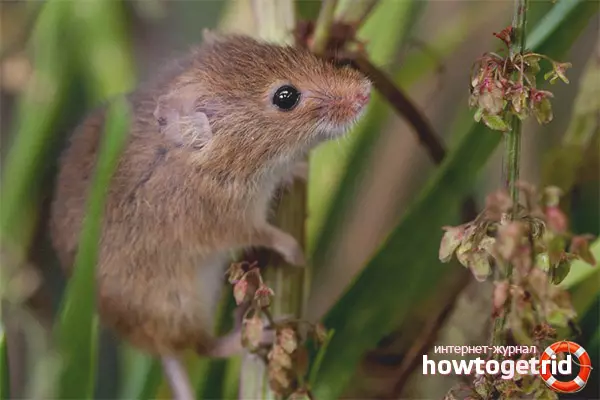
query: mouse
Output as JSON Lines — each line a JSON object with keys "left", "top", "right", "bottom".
{"left": 49, "top": 32, "right": 371, "bottom": 398}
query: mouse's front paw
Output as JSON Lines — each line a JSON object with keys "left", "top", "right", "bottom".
{"left": 279, "top": 237, "right": 306, "bottom": 266}
{"left": 254, "top": 225, "right": 307, "bottom": 267}
{"left": 271, "top": 229, "right": 306, "bottom": 267}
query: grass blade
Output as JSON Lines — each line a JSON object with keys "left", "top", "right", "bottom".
{"left": 117, "top": 345, "right": 162, "bottom": 400}
{"left": 54, "top": 98, "right": 130, "bottom": 399}
{"left": 307, "top": 329, "right": 335, "bottom": 387}
{"left": 136, "top": 359, "right": 163, "bottom": 400}
{"left": 0, "top": 0, "right": 74, "bottom": 250}
{"left": 0, "top": 323, "right": 8, "bottom": 400}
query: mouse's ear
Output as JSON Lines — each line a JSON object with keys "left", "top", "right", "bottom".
{"left": 154, "top": 88, "right": 213, "bottom": 149}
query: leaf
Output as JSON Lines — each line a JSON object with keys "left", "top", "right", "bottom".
{"left": 54, "top": 98, "right": 130, "bottom": 399}
{"left": 439, "top": 226, "right": 464, "bottom": 263}
{"left": 0, "top": 0, "right": 75, "bottom": 250}
{"left": 560, "top": 239, "right": 600, "bottom": 290}
{"left": 551, "top": 258, "right": 572, "bottom": 285}
{"left": 69, "top": 0, "right": 135, "bottom": 103}
{"left": 533, "top": 97, "right": 554, "bottom": 124}
{"left": 308, "top": 329, "right": 335, "bottom": 387}
{"left": 1, "top": 322, "right": 8, "bottom": 400}
{"left": 482, "top": 114, "right": 510, "bottom": 131}
{"left": 310, "top": 1, "right": 598, "bottom": 397}
{"left": 117, "top": 346, "right": 161, "bottom": 400}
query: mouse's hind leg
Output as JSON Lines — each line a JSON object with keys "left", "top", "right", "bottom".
{"left": 162, "top": 355, "right": 194, "bottom": 400}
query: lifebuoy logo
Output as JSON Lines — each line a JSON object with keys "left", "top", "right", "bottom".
{"left": 425, "top": 341, "right": 593, "bottom": 394}
{"left": 540, "top": 341, "right": 592, "bottom": 394}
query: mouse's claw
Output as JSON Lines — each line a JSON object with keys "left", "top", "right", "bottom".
{"left": 252, "top": 225, "right": 307, "bottom": 267}
{"left": 280, "top": 239, "right": 306, "bottom": 267}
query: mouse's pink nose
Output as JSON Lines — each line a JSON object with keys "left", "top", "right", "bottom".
{"left": 355, "top": 92, "right": 370, "bottom": 107}
{"left": 352, "top": 88, "right": 371, "bottom": 111}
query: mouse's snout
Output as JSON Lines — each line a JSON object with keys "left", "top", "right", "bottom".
{"left": 346, "top": 81, "right": 372, "bottom": 116}
{"left": 352, "top": 85, "right": 371, "bottom": 111}
{"left": 311, "top": 80, "right": 371, "bottom": 137}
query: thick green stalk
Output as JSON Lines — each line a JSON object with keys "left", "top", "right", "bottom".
{"left": 240, "top": 2, "right": 304, "bottom": 399}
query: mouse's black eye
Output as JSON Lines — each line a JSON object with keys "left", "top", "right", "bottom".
{"left": 272, "top": 85, "right": 300, "bottom": 111}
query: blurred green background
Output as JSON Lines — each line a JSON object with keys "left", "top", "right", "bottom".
{"left": 0, "top": 0, "right": 598, "bottom": 399}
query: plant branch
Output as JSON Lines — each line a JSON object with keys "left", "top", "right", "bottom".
{"left": 505, "top": 0, "right": 527, "bottom": 214}
{"left": 505, "top": 119, "right": 522, "bottom": 218}
{"left": 493, "top": 0, "right": 528, "bottom": 348}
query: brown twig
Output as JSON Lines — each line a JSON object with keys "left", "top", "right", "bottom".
{"left": 351, "top": 54, "right": 447, "bottom": 165}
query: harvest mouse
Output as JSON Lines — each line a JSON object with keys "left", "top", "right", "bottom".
{"left": 49, "top": 32, "right": 370, "bottom": 398}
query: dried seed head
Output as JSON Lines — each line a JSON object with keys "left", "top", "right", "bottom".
{"left": 242, "top": 312, "right": 264, "bottom": 350}
{"left": 439, "top": 225, "right": 466, "bottom": 263}
{"left": 233, "top": 279, "right": 249, "bottom": 305}
{"left": 496, "top": 222, "right": 527, "bottom": 261}
{"left": 254, "top": 284, "right": 275, "bottom": 308}
{"left": 570, "top": 235, "right": 597, "bottom": 266}
{"left": 314, "top": 323, "right": 328, "bottom": 344}
{"left": 545, "top": 206, "right": 568, "bottom": 234}
{"left": 493, "top": 280, "right": 510, "bottom": 315}
{"left": 277, "top": 327, "right": 298, "bottom": 354}
{"left": 492, "top": 26, "right": 513, "bottom": 46}
{"left": 479, "top": 85, "right": 504, "bottom": 115}
{"left": 269, "top": 344, "right": 293, "bottom": 369}
{"left": 268, "top": 365, "right": 292, "bottom": 395}
{"left": 226, "top": 262, "right": 246, "bottom": 283}
{"left": 288, "top": 388, "right": 312, "bottom": 400}
{"left": 530, "top": 89, "right": 554, "bottom": 124}
{"left": 468, "top": 250, "right": 492, "bottom": 282}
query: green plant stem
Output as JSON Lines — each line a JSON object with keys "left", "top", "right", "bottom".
{"left": 493, "top": 0, "right": 528, "bottom": 349}
{"left": 335, "top": 0, "right": 378, "bottom": 24}
{"left": 506, "top": 118, "right": 522, "bottom": 219}
{"left": 240, "top": 2, "right": 306, "bottom": 398}
{"left": 310, "top": 0, "right": 338, "bottom": 55}
{"left": 505, "top": 0, "right": 527, "bottom": 216}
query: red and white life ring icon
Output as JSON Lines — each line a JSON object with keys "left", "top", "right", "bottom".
{"left": 540, "top": 341, "right": 592, "bottom": 393}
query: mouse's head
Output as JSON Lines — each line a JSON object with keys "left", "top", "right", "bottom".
{"left": 160, "top": 33, "right": 371, "bottom": 171}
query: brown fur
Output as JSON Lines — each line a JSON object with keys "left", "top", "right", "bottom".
{"left": 49, "top": 33, "right": 370, "bottom": 356}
